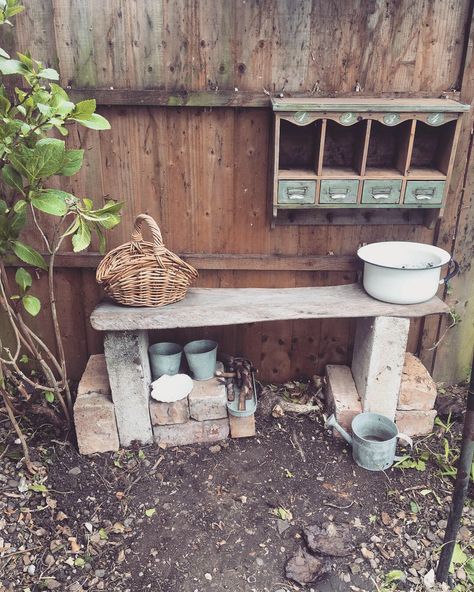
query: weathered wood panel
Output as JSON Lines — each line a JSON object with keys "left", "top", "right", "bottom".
{"left": 7, "top": 0, "right": 470, "bottom": 95}
{"left": 2, "top": 0, "right": 473, "bottom": 383}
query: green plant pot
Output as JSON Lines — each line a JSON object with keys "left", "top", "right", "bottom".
{"left": 148, "top": 342, "right": 183, "bottom": 380}
{"left": 184, "top": 339, "right": 218, "bottom": 381}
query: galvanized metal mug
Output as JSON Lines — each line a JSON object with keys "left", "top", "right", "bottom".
{"left": 148, "top": 342, "right": 183, "bottom": 380}
{"left": 184, "top": 339, "right": 218, "bottom": 381}
{"left": 326, "top": 412, "right": 413, "bottom": 472}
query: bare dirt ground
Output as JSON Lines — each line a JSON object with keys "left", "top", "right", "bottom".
{"left": 0, "top": 382, "right": 472, "bottom": 592}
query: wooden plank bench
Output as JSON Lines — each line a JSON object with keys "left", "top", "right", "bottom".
{"left": 91, "top": 283, "right": 448, "bottom": 446}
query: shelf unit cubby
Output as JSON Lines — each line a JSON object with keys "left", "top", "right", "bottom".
{"left": 271, "top": 98, "right": 469, "bottom": 226}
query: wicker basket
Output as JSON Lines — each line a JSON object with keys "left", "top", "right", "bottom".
{"left": 96, "top": 214, "right": 198, "bottom": 307}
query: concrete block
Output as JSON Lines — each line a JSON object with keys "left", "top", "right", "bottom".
{"left": 395, "top": 409, "right": 437, "bottom": 437}
{"left": 229, "top": 414, "right": 256, "bottom": 438}
{"left": 153, "top": 418, "right": 229, "bottom": 447}
{"left": 150, "top": 398, "right": 189, "bottom": 425}
{"left": 325, "top": 365, "right": 362, "bottom": 431}
{"left": 352, "top": 316, "right": 410, "bottom": 421}
{"left": 189, "top": 375, "right": 227, "bottom": 421}
{"left": 77, "top": 354, "right": 110, "bottom": 397}
{"left": 398, "top": 353, "right": 437, "bottom": 411}
{"left": 74, "top": 392, "right": 119, "bottom": 455}
{"left": 104, "top": 330, "right": 153, "bottom": 447}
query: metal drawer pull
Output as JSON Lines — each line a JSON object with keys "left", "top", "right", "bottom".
{"left": 371, "top": 187, "right": 392, "bottom": 199}
{"left": 329, "top": 188, "right": 350, "bottom": 200}
{"left": 414, "top": 188, "right": 435, "bottom": 200}
{"left": 286, "top": 186, "right": 307, "bottom": 200}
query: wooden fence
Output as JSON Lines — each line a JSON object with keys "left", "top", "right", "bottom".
{"left": 2, "top": 0, "right": 474, "bottom": 383}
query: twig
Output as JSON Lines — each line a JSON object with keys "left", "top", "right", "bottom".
{"left": 290, "top": 429, "right": 306, "bottom": 463}
{"left": 0, "top": 386, "right": 37, "bottom": 474}
{"left": 322, "top": 500, "right": 355, "bottom": 510}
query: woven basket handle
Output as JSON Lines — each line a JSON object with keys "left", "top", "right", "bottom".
{"left": 131, "top": 214, "right": 166, "bottom": 257}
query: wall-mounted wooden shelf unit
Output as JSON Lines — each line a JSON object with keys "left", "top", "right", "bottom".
{"left": 271, "top": 98, "right": 470, "bottom": 226}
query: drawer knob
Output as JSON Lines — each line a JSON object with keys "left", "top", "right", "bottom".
{"left": 371, "top": 187, "right": 392, "bottom": 200}
{"left": 414, "top": 188, "right": 435, "bottom": 200}
{"left": 286, "top": 186, "right": 307, "bottom": 200}
{"left": 329, "top": 188, "right": 350, "bottom": 200}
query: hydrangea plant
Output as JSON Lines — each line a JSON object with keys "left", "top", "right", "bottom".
{"left": 0, "top": 0, "right": 122, "bottom": 470}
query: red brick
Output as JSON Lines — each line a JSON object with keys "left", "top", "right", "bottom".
{"left": 398, "top": 353, "right": 437, "bottom": 411}
{"left": 150, "top": 398, "right": 189, "bottom": 425}
{"left": 153, "top": 418, "right": 229, "bottom": 447}
{"left": 74, "top": 393, "right": 119, "bottom": 455}
{"left": 395, "top": 409, "right": 437, "bottom": 437}
{"left": 229, "top": 414, "right": 256, "bottom": 438}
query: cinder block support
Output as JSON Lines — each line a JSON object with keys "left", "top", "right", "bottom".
{"left": 104, "top": 330, "right": 153, "bottom": 447}
{"left": 351, "top": 316, "right": 410, "bottom": 421}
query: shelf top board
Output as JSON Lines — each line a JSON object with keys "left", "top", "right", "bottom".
{"left": 271, "top": 97, "right": 470, "bottom": 113}
{"left": 91, "top": 284, "right": 448, "bottom": 331}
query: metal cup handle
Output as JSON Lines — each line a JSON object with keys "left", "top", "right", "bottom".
{"left": 439, "top": 259, "right": 460, "bottom": 285}
{"left": 394, "top": 432, "right": 413, "bottom": 461}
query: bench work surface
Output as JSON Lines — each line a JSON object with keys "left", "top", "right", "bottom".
{"left": 91, "top": 283, "right": 448, "bottom": 331}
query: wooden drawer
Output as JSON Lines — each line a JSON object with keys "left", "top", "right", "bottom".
{"left": 404, "top": 180, "right": 445, "bottom": 206}
{"left": 361, "top": 179, "right": 402, "bottom": 205}
{"left": 277, "top": 180, "right": 316, "bottom": 205}
{"left": 319, "top": 179, "right": 359, "bottom": 205}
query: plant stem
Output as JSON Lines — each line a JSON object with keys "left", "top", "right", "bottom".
{"left": 48, "top": 231, "right": 73, "bottom": 418}
{"left": 1, "top": 384, "right": 37, "bottom": 474}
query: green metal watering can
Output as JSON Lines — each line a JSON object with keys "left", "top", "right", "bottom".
{"left": 326, "top": 412, "right": 413, "bottom": 472}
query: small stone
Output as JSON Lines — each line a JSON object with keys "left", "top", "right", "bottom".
{"left": 95, "top": 569, "right": 106, "bottom": 578}
{"left": 285, "top": 547, "right": 328, "bottom": 585}
{"left": 361, "top": 547, "right": 374, "bottom": 560}
{"left": 45, "top": 554, "right": 55, "bottom": 567}
{"left": 209, "top": 445, "right": 221, "bottom": 454}
{"left": 277, "top": 519, "right": 291, "bottom": 535}
{"left": 27, "top": 565, "right": 36, "bottom": 576}
{"left": 204, "top": 573, "right": 212, "bottom": 581}
{"left": 68, "top": 466, "right": 81, "bottom": 476}
{"left": 256, "top": 558, "right": 264, "bottom": 566}
{"left": 304, "top": 522, "right": 353, "bottom": 557}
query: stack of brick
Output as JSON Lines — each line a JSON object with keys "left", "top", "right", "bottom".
{"left": 395, "top": 353, "right": 437, "bottom": 437}
{"left": 75, "top": 356, "right": 256, "bottom": 454}
{"left": 74, "top": 355, "right": 120, "bottom": 455}
{"left": 325, "top": 353, "right": 438, "bottom": 438}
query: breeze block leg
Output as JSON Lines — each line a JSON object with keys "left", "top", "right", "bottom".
{"left": 351, "top": 316, "right": 410, "bottom": 421}
{"left": 104, "top": 330, "right": 153, "bottom": 447}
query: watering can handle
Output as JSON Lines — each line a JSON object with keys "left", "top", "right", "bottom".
{"left": 394, "top": 432, "right": 413, "bottom": 461}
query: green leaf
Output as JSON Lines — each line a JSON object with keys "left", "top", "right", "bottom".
{"left": 58, "top": 149, "right": 84, "bottom": 176}
{"left": 43, "top": 391, "right": 55, "bottom": 403}
{"left": 72, "top": 99, "right": 96, "bottom": 118}
{"left": 0, "top": 58, "right": 26, "bottom": 75}
{"left": 38, "top": 68, "right": 59, "bottom": 80}
{"left": 385, "top": 570, "right": 404, "bottom": 583}
{"left": 22, "top": 294, "right": 41, "bottom": 316}
{"left": 72, "top": 219, "right": 91, "bottom": 252}
{"left": 2, "top": 164, "right": 24, "bottom": 193}
{"left": 12, "top": 241, "right": 47, "bottom": 270}
{"left": 15, "top": 267, "right": 32, "bottom": 291}
{"left": 145, "top": 508, "right": 156, "bottom": 518}
{"left": 72, "top": 112, "right": 111, "bottom": 130}
{"left": 31, "top": 189, "right": 71, "bottom": 216}
{"left": 465, "top": 558, "right": 474, "bottom": 583}
{"left": 451, "top": 543, "right": 468, "bottom": 568}
{"left": 13, "top": 199, "right": 26, "bottom": 213}
{"left": 74, "top": 557, "right": 85, "bottom": 568}
{"left": 98, "top": 528, "right": 108, "bottom": 540}
{"left": 0, "top": 48, "right": 10, "bottom": 59}
{"left": 33, "top": 138, "right": 66, "bottom": 178}
{"left": 0, "top": 199, "right": 7, "bottom": 215}
{"left": 19, "top": 354, "right": 29, "bottom": 364}
{"left": 29, "top": 482, "right": 48, "bottom": 493}
{"left": 410, "top": 501, "right": 419, "bottom": 514}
